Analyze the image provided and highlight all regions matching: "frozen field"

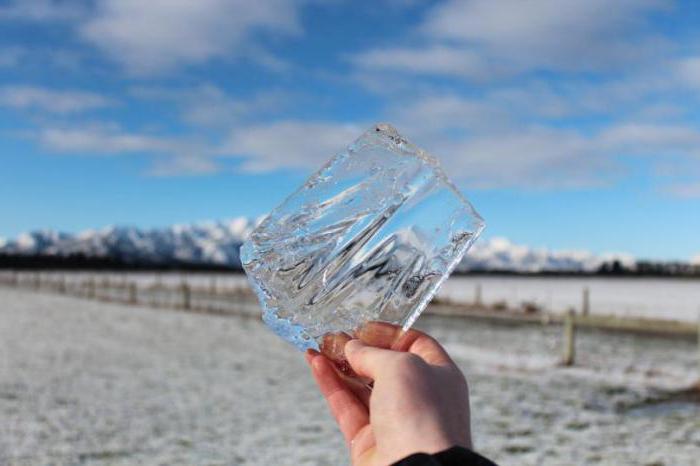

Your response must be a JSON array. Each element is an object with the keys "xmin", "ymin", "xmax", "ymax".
[
  {"xmin": 1, "ymin": 288, "xmax": 698, "ymax": 466},
  {"xmin": 7, "ymin": 271, "xmax": 700, "ymax": 322},
  {"xmin": 440, "ymin": 275, "xmax": 700, "ymax": 323}
]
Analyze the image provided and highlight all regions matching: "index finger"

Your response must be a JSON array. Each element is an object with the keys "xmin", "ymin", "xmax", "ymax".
[{"xmin": 354, "ymin": 321, "xmax": 453, "ymax": 366}]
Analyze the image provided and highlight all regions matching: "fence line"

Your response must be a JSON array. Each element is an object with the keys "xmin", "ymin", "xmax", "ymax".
[
  {"xmin": 0, "ymin": 271, "xmax": 260, "ymax": 318},
  {"xmin": 1, "ymin": 270, "xmax": 699, "ymax": 374}
]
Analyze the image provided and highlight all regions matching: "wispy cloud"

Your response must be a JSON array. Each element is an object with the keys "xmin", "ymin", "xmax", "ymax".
[
  {"xmin": 352, "ymin": 45, "xmax": 496, "ymax": 80},
  {"xmin": 130, "ymin": 84, "xmax": 294, "ymax": 128},
  {"xmin": 354, "ymin": 0, "xmax": 671, "ymax": 80},
  {"xmin": 32, "ymin": 123, "xmax": 217, "ymax": 176},
  {"xmin": 667, "ymin": 183, "xmax": 700, "ymax": 199},
  {"xmin": 79, "ymin": 0, "xmax": 309, "ymax": 74},
  {"xmin": 0, "ymin": 0, "xmax": 88, "ymax": 22},
  {"xmin": 222, "ymin": 121, "xmax": 363, "ymax": 172},
  {"xmin": 0, "ymin": 86, "xmax": 114, "ymax": 114},
  {"xmin": 676, "ymin": 56, "xmax": 700, "ymax": 89},
  {"xmin": 36, "ymin": 125, "xmax": 172, "ymax": 154},
  {"xmin": 421, "ymin": 0, "xmax": 670, "ymax": 73}
]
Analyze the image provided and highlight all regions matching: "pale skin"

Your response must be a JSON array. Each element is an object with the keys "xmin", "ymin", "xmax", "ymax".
[{"xmin": 305, "ymin": 322, "xmax": 472, "ymax": 466}]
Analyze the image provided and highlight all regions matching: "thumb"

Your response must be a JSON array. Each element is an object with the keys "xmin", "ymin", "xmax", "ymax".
[{"xmin": 344, "ymin": 339, "xmax": 396, "ymax": 380}]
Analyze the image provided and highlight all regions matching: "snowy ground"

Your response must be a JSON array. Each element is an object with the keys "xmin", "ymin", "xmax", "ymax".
[
  {"xmin": 1, "ymin": 288, "xmax": 699, "ymax": 466},
  {"xmin": 6, "ymin": 271, "xmax": 700, "ymax": 322}
]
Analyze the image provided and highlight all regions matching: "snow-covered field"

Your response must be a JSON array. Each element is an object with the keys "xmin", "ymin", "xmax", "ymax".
[
  {"xmin": 439, "ymin": 275, "xmax": 700, "ymax": 322},
  {"xmin": 9, "ymin": 271, "xmax": 700, "ymax": 322},
  {"xmin": 1, "ymin": 288, "xmax": 698, "ymax": 466}
]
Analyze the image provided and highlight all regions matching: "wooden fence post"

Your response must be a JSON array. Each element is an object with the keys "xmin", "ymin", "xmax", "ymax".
[
  {"xmin": 102, "ymin": 276, "xmax": 110, "ymax": 301},
  {"xmin": 562, "ymin": 310, "xmax": 576, "ymax": 366},
  {"xmin": 87, "ymin": 278, "xmax": 95, "ymax": 299},
  {"xmin": 582, "ymin": 287, "xmax": 590, "ymax": 316},
  {"xmin": 58, "ymin": 275, "xmax": 66, "ymax": 294},
  {"xmin": 475, "ymin": 283, "xmax": 482, "ymax": 307},
  {"xmin": 128, "ymin": 283, "xmax": 137, "ymax": 304},
  {"xmin": 181, "ymin": 283, "xmax": 191, "ymax": 310}
]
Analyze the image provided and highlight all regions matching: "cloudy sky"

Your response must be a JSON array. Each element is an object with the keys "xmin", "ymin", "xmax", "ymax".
[{"xmin": 1, "ymin": 0, "xmax": 699, "ymax": 261}]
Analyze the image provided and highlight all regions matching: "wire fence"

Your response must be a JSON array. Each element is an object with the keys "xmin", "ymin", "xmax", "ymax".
[
  {"xmin": 1, "ymin": 270, "xmax": 699, "ymax": 372},
  {"xmin": 0, "ymin": 270, "xmax": 260, "ymax": 318}
]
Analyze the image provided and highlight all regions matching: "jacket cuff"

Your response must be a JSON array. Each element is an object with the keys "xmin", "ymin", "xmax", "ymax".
[{"xmin": 393, "ymin": 446, "xmax": 498, "ymax": 466}]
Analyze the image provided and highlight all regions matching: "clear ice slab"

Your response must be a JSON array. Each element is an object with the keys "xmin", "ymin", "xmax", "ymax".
[{"xmin": 241, "ymin": 123, "xmax": 485, "ymax": 351}]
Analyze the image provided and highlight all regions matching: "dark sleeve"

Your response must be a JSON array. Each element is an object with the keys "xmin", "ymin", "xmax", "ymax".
[{"xmin": 392, "ymin": 446, "xmax": 498, "ymax": 466}]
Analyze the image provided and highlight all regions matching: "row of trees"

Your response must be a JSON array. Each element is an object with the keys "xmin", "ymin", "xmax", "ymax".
[{"xmin": 2, "ymin": 254, "xmax": 699, "ymax": 277}]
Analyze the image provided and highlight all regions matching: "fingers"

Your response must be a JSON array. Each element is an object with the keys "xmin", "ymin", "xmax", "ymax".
[
  {"xmin": 394, "ymin": 330, "xmax": 453, "ymax": 367},
  {"xmin": 320, "ymin": 332, "xmax": 352, "ymax": 363},
  {"xmin": 355, "ymin": 322, "xmax": 453, "ymax": 366},
  {"xmin": 307, "ymin": 352, "xmax": 369, "ymax": 446},
  {"xmin": 344, "ymin": 339, "xmax": 399, "ymax": 379},
  {"xmin": 354, "ymin": 321, "xmax": 401, "ymax": 348}
]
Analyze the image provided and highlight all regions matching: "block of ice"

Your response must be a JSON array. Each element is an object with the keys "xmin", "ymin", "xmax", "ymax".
[{"xmin": 241, "ymin": 123, "xmax": 485, "ymax": 351}]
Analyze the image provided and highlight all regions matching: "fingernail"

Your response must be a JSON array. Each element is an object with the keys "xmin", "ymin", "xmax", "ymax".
[
  {"xmin": 344, "ymin": 338, "xmax": 364, "ymax": 355},
  {"xmin": 320, "ymin": 332, "xmax": 351, "ymax": 362}
]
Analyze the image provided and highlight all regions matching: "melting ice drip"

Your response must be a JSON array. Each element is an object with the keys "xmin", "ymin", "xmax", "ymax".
[{"xmin": 241, "ymin": 123, "xmax": 485, "ymax": 351}]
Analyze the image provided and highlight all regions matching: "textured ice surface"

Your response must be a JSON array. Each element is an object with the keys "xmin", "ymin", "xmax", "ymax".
[{"xmin": 241, "ymin": 123, "xmax": 485, "ymax": 350}]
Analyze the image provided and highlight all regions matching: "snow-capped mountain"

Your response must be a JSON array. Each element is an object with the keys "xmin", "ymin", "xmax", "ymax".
[
  {"xmin": 459, "ymin": 237, "xmax": 635, "ymax": 273},
  {"xmin": 0, "ymin": 219, "xmax": 259, "ymax": 268},
  {"xmin": 0, "ymin": 217, "xmax": 635, "ymax": 272}
]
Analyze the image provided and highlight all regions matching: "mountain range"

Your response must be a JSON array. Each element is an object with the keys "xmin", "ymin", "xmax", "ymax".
[{"xmin": 0, "ymin": 217, "xmax": 645, "ymax": 273}]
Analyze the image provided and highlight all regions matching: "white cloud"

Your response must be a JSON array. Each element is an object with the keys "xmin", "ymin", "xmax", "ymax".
[
  {"xmin": 354, "ymin": 0, "xmax": 670, "ymax": 80},
  {"xmin": 80, "ymin": 0, "xmax": 307, "ymax": 74},
  {"xmin": 676, "ymin": 56, "xmax": 700, "ymax": 89},
  {"xmin": 352, "ymin": 45, "xmax": 495, "ymax": 79},
  {"xmin": 597, "ymin": 123, "xmax": 700, "ymax": 156},
  {"xmin": 388, "ymin": 94, "xmax": 513, "ymax": 136},
  {"xmin": 692, "ymin": 253, "xmax": 700, "ymax": 265},
  {"xmin": 422, "ymin": 0, "xmax": 669, "ymax": 72},
  {"xmin": 36, "ymin": 125, "xmax": 173, "ymax": 154},
  {"xmin": 222, "ymin": 121, "xmax": 363, "ymax": 172},
  {"xmin": 130, "ymin": 84, "xmax": 292, "ymax": 128},
  {"xmin": 0, "ymin": 86, "xmax": 114, "ymax": 114},
  {"xmin": 0, "ymin": 0, "xmax": 87, "ymax": 22},
  {"xmin": 216, "ymin": 98, "xmax": 700, "ymax": 190},
  {"xmin": 148, "ymin": 155, "xmax": 219, "ymax": 176},
  {"xmin": 431, "ymin": 128, "xmax": 609, "ymax": 189},
  {"xmin": 34, "ymin": 124, "xmax": 218, "ymax": 176},
  {"xmin": 666, "ymin": 183, "xmax": 700, "ymax": 199},
  {"xmin": 218, "ymin": 116, "xmax": 609, "ymax": 188}
]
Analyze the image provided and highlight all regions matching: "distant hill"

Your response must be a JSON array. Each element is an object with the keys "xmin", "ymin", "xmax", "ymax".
[
  {"xmin": 1, "ymin": 218, "xmax": 697, "ymax": 276},
  {"xmin": 0, "ymin": 219, "xmax": 255, "ymax": 270}
]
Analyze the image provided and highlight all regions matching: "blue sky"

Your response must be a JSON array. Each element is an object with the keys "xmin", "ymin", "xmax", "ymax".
[{"xmin": 0, "ymin": 0, "xmax": 699, "ymax": 261}]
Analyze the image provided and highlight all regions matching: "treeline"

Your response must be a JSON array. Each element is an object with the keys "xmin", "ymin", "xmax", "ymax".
[
  {"xmin": 1, "ymin": 254, "xmax": 699, "ymax": 278},
  {"xmin": 0, "ymin": 253, "xmax": 239, "ymax": 272},
  {"xmin": 461, "ymin": 259, "xmax": 700, "ymax": 278}
]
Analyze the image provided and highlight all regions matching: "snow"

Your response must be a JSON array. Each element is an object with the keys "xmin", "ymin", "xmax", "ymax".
[
  {"xmin": 461, "ymin": 236, "xmax": 635, "ymax": 272},
  {"xmin": 5, "ymin": 271, "xmax": 697, "ymax": 322},
  {"xmin": 438, "ymin": 275, "xmax": 700, "ymax": 322},
  {"xmin": 1, "ymin": 288, "xmax": 698, "ymax": 465}
]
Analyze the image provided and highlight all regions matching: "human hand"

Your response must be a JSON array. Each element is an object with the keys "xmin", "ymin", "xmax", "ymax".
[{"xmin": 305, "ymin": 322, "xmax": 472, "ymax": 466}]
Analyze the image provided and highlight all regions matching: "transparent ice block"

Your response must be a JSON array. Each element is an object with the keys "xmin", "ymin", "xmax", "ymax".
[{"xmin": 241, "ymin": 123, "xmax": 485, "ymax": 351}]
